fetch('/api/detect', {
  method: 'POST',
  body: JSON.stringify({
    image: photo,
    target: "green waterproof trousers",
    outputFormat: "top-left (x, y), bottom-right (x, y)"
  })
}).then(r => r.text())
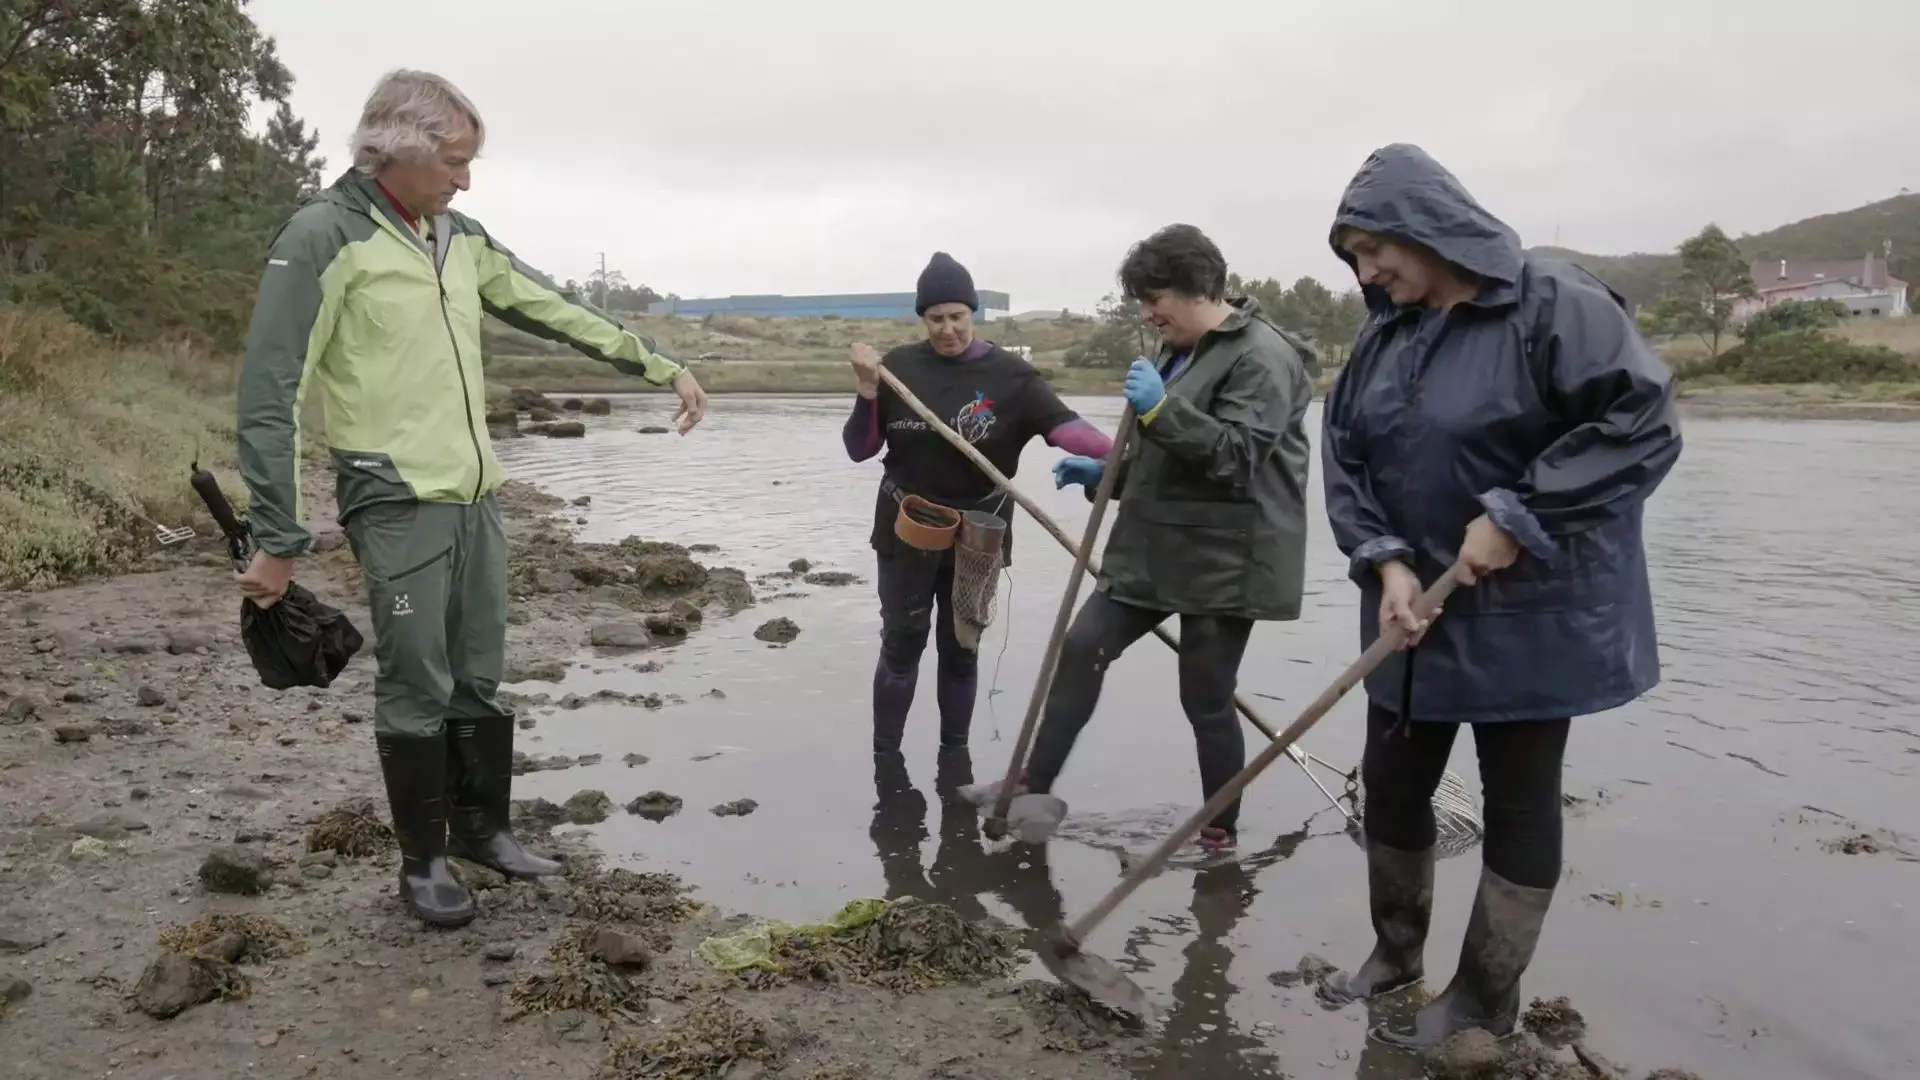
top-left (344, 494), bottom-right (508, 737)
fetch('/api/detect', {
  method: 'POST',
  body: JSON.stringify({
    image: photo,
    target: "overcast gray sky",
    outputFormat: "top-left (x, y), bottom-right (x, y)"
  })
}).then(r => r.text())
top-left (251, 0), bottom-right (1919, 313)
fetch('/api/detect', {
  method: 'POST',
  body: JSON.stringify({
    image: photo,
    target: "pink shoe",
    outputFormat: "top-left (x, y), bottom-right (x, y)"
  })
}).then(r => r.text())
top-left (1196, 827), bottom-right (1237, 852)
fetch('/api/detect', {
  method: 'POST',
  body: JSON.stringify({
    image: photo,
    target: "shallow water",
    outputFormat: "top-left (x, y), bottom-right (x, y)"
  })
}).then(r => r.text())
top-left (498, 393), bottom-right (1920, 1080)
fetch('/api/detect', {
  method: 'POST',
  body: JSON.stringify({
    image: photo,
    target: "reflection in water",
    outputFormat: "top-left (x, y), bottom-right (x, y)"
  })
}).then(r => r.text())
top-left (869, 748), bottom-right (1066, 932)
top-left (503, 400), bottom-right (1920, 1080)
top-left (1136, 831), bottom-right (1313, 1079)
top-left (872, 745), bottom-right (1331, 1077)
top-left (1353, 996), bottom-right (1431, 1080)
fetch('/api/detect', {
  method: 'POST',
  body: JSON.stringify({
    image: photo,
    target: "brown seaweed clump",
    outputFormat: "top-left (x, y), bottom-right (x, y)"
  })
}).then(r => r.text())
top-left (157, 913), bottom-right (308, 962)
top-left (605, 995), bottom-right (786, 1080)
top-left (478, 856), bottom-right (701, 927)
top-left (1521, 995), bottom-right (1588, 1046)
top-left (508, 926), bottom-right (647, 1021)
top-left (1011, 979), bottom-right (1140, 1052)
top-left (744, 899), bottom-right (1023, 992)
top-left (1426, 1030), bottom-right (1588, 1080)
top-left (132, 915), bottom-right (305, 1017)
top-left (1822, 832), bottom-right (1884, 855)
top-left (304, 797), bottom-right (396, 857)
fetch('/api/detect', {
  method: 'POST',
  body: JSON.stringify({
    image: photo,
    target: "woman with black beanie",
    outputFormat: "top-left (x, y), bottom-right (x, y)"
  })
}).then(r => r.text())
top-left (843, 251), bottom-right (1113, 754)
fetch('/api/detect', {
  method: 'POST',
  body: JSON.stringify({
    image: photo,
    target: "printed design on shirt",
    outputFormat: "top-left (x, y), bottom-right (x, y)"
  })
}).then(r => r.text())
top-left (953, 391), bottom-right (997, 443)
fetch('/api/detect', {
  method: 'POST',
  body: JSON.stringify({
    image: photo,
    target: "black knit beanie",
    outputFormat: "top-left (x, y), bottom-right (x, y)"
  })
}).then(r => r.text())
top-left (914, 252), bottom-right (978, 315)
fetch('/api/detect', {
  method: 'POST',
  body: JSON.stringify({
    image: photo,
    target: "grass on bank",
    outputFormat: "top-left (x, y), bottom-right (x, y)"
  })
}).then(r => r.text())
top-left (0, 306), bottom-right (263, 589)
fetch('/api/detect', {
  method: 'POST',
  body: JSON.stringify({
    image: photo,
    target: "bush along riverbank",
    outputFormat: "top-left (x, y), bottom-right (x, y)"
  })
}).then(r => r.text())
top-left (1663, 312), bottom-right (1920, 419)
top-left (0, 469), bottom-right (1154, 1080)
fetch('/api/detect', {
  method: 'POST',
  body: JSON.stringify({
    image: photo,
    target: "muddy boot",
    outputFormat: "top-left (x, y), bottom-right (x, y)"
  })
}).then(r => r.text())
top-left (1317, 841), bottom-right (1434, 1006)
top-left (1368, 866), bottom-right (1554, 1052)
top-left (376, 732), bottom-right (476, 928)
top-left (445, 714), bottom-right (563, 879)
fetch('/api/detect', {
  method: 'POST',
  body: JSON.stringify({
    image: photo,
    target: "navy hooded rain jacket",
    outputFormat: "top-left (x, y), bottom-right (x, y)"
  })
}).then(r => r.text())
top-left (1321, 143), bottom-right (1683, 723)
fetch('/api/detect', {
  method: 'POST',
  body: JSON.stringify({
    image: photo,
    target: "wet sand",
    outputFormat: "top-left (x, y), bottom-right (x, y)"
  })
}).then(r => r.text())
top-left (0, 475), bottom-right (1147, 1079)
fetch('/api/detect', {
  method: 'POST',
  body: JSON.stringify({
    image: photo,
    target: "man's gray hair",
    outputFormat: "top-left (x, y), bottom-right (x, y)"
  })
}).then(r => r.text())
top-left (350, 69), bottom-right (486, 175)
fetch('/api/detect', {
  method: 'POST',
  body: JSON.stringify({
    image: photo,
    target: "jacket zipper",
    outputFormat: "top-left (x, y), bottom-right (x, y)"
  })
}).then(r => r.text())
top-left (437, 277), bottom-right (486, 505)
top-left (354, 188), bottom-right (487, 505)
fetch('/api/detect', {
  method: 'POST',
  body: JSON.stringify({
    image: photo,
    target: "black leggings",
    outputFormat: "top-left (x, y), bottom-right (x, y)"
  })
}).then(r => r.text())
top-left (1361, 704), bottom-right (1570, 889)
top-left (1025, 591), bottom-right (1254, 833)
top-left (875, 548), bottom-right (976, 678)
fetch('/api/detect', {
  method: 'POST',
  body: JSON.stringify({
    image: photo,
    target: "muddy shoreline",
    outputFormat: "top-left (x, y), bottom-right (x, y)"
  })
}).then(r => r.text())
top-left (1670, 384), bottom-right (1920, 421)
top-left (503, 381), bottom-right (1920, 424)
top-left (0, 463), bottom-right (1728, 1080)
top-left (0, 473), bottom-right (1146, 1080)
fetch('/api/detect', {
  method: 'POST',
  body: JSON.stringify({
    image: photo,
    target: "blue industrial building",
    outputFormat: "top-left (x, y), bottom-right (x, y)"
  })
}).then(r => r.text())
top-left (647, 290), bottom-right (1012, 321)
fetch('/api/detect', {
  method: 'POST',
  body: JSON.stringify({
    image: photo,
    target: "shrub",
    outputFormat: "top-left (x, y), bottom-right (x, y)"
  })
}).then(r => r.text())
top-left (1739, 299), bottom-right (1849, 343)
top-left (1701, 329), bottom-right (1916, 384)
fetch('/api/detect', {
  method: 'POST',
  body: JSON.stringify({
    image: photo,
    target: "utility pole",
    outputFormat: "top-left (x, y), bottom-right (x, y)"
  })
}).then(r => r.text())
top-left (597, 251), bottom-right (608, 310)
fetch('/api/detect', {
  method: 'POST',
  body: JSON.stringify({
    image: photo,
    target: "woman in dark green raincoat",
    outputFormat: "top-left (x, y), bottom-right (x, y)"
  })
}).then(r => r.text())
top-left (1014, 224), bottom-right (1317, 852)
top-left (1312, 144), bottom-right (1682, 1053)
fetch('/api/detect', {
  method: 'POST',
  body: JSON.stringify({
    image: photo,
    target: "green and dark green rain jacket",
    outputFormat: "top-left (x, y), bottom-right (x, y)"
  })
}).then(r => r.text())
top-left (235, 169), bottom-right (685, 557)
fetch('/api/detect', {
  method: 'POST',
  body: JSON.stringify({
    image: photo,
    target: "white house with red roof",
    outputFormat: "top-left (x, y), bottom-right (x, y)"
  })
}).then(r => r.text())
top-left (1730, 248), bottom-right (1909, 322)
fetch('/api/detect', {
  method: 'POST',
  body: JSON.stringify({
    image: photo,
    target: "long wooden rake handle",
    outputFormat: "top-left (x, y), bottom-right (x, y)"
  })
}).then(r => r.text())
top-left (1057, 567), bottom-right (1463, 953)
top-left (986, 418), bottom-right (1134, 836)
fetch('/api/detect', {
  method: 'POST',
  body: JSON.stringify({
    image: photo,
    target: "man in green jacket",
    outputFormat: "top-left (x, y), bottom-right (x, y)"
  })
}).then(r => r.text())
top-left (1020, 224), bottom-right (1315, 852)
top-left (233, 69), bottom-right (707, 928)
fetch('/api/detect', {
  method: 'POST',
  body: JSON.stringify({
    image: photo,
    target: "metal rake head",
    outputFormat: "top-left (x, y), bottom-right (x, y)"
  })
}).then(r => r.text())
top-left (1339, 763), bottom-right (1485, 859)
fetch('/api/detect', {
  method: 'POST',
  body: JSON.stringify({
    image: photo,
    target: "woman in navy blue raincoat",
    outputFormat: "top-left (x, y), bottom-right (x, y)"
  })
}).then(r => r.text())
top-left (1311, 144), bottom-right (1682, 1053)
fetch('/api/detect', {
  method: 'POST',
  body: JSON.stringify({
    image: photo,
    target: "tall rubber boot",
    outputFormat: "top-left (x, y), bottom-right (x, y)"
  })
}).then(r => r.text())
top-left (375, 732), bottom-right (476, 928)
top-left (1369, 866), bottom-right (1555, 1052)
top-left (1317, 840), bottom-right (1434, 1005)
top-left (445, 714), bottom-right (563, 879)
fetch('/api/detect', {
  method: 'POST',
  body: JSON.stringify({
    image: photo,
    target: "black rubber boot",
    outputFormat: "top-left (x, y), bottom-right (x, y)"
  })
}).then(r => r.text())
top-left (375, 732), bottom-right (477, 928)
top-left (1369, 866), bottom-right (1555, 1052)
top-left (445, 714), bottom-right (563, 879)
top-left (1317, 840), bottom-right (1434, 1006)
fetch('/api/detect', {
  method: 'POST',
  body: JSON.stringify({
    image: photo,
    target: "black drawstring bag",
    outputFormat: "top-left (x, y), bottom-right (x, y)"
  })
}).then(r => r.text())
top-left (240, 582), bottom-right (364, 690)
top-left (191, 463), bottom-right (363, 689)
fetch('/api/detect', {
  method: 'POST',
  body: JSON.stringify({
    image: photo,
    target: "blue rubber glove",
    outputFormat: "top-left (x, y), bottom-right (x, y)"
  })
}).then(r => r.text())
top-left (1123, 357), bottom-right (1166, 415)
top-left (1053, 456), bottom-right (1103, 490)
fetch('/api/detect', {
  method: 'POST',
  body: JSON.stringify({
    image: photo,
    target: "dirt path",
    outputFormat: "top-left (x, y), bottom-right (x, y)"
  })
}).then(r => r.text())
top-left (0, 476), bottom-right (1144, 1080)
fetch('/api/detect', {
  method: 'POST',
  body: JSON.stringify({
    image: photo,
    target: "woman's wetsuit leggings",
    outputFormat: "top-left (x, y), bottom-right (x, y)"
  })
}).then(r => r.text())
top-left (872, 549), bottom-right (977, 751)
top-left (1024, 591), bottom-right (1254, 834)
top-left (1360, 703), bottom-right (1570, 889)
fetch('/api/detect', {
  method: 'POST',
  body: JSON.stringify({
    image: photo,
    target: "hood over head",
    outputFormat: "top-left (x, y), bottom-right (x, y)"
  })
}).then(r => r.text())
top-left (1329, 143), bottom-right (1524, 309)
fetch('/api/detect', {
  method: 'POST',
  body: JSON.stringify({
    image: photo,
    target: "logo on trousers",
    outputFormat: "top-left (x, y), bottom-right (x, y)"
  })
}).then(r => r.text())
top-left (392, 593), bottom-right (413, 616)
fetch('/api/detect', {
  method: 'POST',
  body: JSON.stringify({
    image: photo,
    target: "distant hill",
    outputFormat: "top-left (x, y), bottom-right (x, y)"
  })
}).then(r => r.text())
top-left (1528, 192), bottom-right (1920, 309)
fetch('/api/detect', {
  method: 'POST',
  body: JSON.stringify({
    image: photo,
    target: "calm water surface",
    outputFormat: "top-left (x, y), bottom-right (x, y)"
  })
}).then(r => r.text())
top-left (497, 394), bottom-right (1920, 1080)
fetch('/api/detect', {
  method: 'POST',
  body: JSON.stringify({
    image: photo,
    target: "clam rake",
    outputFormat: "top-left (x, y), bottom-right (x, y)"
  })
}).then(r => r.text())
top-left (60, 471), bottom-right (196, 547)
